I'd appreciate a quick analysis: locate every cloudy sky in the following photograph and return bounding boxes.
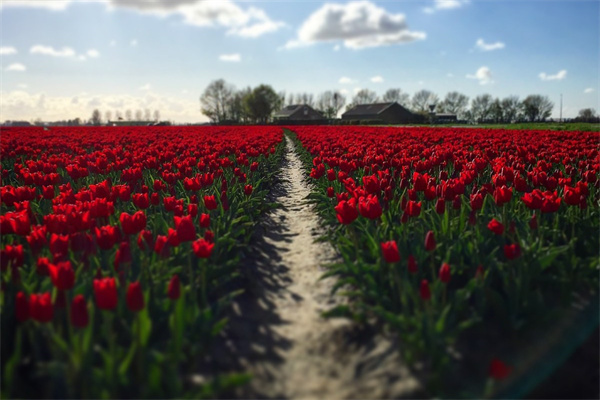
[1,0,598,122]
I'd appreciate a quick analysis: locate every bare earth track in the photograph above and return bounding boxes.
[214,135,423,399]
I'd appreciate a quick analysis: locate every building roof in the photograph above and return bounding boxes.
[273,104,309,118]
[343,102,402,117]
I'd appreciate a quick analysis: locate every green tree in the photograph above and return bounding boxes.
[522,95,554,122]
[242,84,281,123]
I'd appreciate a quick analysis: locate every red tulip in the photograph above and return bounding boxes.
[70,294,89,328]
[405,200,422,217]
[487,218,504,235]
[193,238,214,258]
[126,281,145,312]
[424,230,436,252]
[48,261,75,291]
[493,185,512,207]
[204,195,218,210]
[174,215,196,242]
[504,243,521,260]
[334,197,358,225]
[489,358,511,380]
[30,293,53,323]
[358,195,382,220]
[381,241,401,263]
[419,280,431,301]
[49,233,69,257]
[439,262,451,283]
[154,235,169,257]
[244,185,253,196]
[199,213,210,228]
[435,198,446,214]
[167,274,181,300]
[93,277,118,310]
[95,225,119,250]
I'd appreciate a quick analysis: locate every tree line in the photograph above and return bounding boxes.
[90,109,161,125]
[200,78,586,124]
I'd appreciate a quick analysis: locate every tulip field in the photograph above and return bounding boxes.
[1,124,598,398]
[1,126,284,398]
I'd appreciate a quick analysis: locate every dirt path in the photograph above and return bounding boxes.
[215,134,423,399]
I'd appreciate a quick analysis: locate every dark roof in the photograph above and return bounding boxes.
[343,102,398,117]
[273,104,306,118]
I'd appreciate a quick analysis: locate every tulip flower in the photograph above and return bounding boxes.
[381,241,401,263]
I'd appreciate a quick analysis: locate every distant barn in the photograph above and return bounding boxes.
[273,104,326,124]
[342,102,423,125]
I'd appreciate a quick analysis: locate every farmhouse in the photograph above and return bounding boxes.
[342,102,423,124]
[273,104,327,124]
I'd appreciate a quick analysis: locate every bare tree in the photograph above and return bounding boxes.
[116,110,124,120]
[200,79,235,123]
[471,94,494,123]
[153,110,160,122]
[144,109,152,121]
[578,108,598,122]
[125,109,132,121]
[134,109,143,121]
[522,95,554,122]
[316,91,346,118]
[91,109,102,125]
[352,89,378,105]
[489,98,503,123]
[104,110,112,123]
[439,91,469,119]
[382,88,410,107]
[411,90,438,114]
[501,96,521,123]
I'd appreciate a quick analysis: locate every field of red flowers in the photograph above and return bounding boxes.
[291,125,599,396]
[1,125,598,398]
[0,126,283,398]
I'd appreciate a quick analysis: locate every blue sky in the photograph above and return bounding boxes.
[1,0,598,122]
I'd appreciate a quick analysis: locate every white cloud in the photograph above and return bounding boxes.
[110,40,117,47]
[353,87,363,94]
[87,49,100,58]
[539,70,567,81]
[339,88,349,96]
[466,66,493,85]
[219,53,241,62]
[2,1,283,39]
[284,1,426,50]
[584,88,595,94]
[370,76,384,83]
[475,38,505,51]
[424,0,468,14]
[0,46,17,55]
[106,0,283,38]
[1,89,208,123]
[139,84,152,91]
[0,0,72,10]
[339,77,357,84]
[130,39,138,47]
[30,45,76,57]
[6,63,26,72]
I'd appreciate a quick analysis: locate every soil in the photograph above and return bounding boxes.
[212,135,425,399]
